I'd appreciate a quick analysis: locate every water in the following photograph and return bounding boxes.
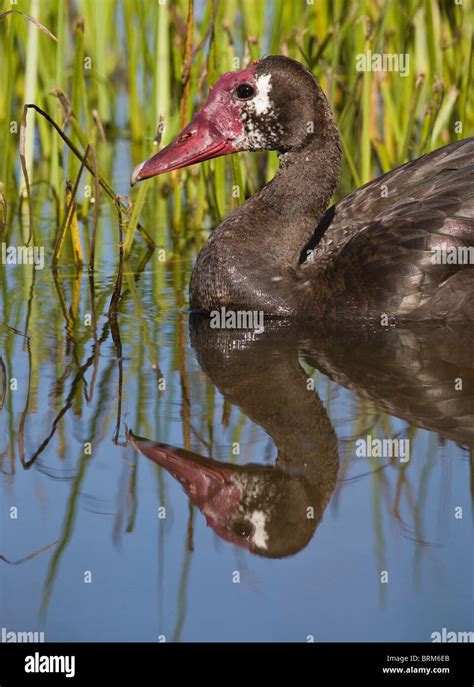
[0,251,472,642]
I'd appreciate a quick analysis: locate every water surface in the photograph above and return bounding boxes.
[1,252,472,642]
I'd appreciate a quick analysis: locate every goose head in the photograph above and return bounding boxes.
[128,431,321,558]
[131,56,330,184]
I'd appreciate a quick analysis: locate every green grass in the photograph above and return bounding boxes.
[0,0,472,265]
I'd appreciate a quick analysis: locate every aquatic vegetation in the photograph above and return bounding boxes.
[0,0,472,265]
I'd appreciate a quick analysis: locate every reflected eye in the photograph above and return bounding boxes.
[235,83,255,100]
[231,520,254,538]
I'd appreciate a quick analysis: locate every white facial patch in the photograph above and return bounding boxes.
[250,510,269,550]
[253,73,273,115]
[240,72,283,150]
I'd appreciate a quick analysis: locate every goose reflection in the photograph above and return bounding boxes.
[128,317,473,558]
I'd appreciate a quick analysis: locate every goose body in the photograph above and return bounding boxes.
[132,56,474,321]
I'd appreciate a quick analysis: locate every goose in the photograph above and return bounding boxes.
[131,56,474,321]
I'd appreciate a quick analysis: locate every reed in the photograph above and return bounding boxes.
[0,0,472,261]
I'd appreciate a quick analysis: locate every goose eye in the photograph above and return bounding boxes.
[235,83,255,100]
[231,520,253,538]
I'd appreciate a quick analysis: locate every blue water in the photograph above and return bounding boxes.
[0,260,472,642]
